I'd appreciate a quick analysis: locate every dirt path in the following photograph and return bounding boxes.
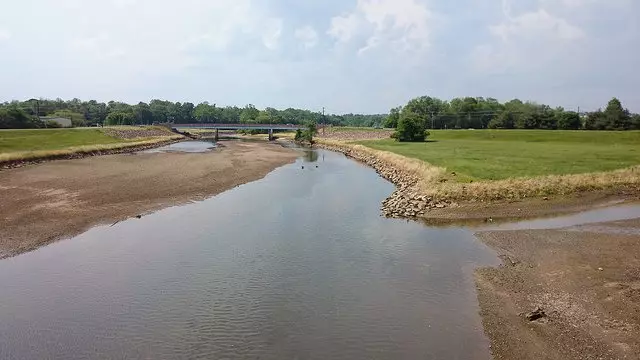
[0,141,298,259]
[475,217,640,359]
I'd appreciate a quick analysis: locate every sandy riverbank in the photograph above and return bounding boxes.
[0,140,298,259]
[475,217,640,359]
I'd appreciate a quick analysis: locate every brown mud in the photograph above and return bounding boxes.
[476,217,640,360]
[0,141,298,259]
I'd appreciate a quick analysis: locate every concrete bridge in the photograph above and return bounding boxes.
[170,123,324,141]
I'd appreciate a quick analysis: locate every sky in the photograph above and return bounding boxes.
[1,0,639,113]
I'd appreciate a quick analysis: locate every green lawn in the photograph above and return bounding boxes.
[360,130,640,181]
[0,128,128,153]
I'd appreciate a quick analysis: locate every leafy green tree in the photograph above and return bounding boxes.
[604,98,631,130]
[133,102,154,125]
[303,121,317,143]
[556,111,582,130]
[395,109,427,142]
[384,107,401,128]
[240,104,259,123]
[194,102,218,123]
[105,111,134,125]
[405,96,447,129]
[488,111,515,129]
[631,114,640,130]
[585,110,606,130]
[0,106,40,129]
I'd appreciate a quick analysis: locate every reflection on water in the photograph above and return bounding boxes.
[143,140,216,153]
[483,204,640,231]
[0,149,497,360]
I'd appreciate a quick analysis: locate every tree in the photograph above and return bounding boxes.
[405,96,447,129]
[585,110,606,130]
[240,104,259,123]
[194,102,217,123]
[384,107,401,128]
[631,114,640,130]
[105,111,134,125]
[0,106,40,129]
[604,98,631,130]
[556,111,581,130]
[488,111,515,129]
[395,109,427,142]
[133,102,154,125]
[303,121,317,143]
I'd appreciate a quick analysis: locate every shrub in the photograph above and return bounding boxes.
[394,109,427,142]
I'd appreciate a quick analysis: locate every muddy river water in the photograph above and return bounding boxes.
[1,147,635,359]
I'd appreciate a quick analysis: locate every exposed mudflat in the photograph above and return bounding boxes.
[0,141,298,259]
[475,216,640,360]
[420,191,639,226]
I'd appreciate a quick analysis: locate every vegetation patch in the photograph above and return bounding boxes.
[0,136,182,166]
[0,128,133,153]
[361,130,640,180]
[318,132,640,216]
[0,127,183,165]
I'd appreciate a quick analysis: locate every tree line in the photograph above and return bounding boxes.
[0,98,386,129]
[385,96,640,131]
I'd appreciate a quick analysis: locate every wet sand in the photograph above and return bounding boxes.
[475,217,640,359]
[420,191,640,226]
[0,141,298,259]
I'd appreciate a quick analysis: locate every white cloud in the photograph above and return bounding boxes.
[490,8,584,42]
[262,18,283,50]
[294,26,319,49]
[327,0,433,54]
[327,13,361,43]
[0,29,11,41]
[473,0,586,72]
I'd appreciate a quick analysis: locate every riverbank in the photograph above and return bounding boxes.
[0,126,185,168]
[0,140,298,259]
[475,216,640,359]
[316,138,640,222]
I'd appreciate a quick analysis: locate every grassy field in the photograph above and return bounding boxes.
[360,130,640,181]
[0,127,181,163]
[0,128,134,153]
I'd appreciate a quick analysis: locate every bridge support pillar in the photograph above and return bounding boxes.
[268,128,274,141]
[214,128,219,141]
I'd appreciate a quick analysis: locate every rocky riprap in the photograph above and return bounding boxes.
[316,142,456,219]
[102,127,173,139]
[317,129,394,141]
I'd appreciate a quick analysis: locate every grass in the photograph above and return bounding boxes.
[314,130,640,202]
[360,130,640,181]
[0,128,136,153]
[0,127,182,163]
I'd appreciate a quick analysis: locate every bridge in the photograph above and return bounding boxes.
[169,123,324,140]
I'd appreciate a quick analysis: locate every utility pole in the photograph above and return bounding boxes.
[322,107,325,136]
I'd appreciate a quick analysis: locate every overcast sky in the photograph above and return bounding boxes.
[1,0,638,113]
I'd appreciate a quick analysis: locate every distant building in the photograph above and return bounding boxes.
[41,117,73,128]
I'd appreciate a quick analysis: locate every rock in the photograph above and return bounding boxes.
[135,215,142,219]
[598,267,604,271]
[543,197,549,201]
[435,203,445,209]
[525,307,546,321]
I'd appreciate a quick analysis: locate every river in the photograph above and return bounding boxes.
[0,148,499,359]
